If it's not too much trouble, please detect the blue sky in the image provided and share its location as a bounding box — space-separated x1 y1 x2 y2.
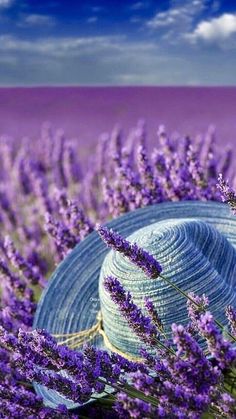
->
0 0 235 85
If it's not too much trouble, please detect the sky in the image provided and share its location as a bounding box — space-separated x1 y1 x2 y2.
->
0 0 235 85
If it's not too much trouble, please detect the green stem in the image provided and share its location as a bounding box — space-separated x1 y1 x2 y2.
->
153 336 176 356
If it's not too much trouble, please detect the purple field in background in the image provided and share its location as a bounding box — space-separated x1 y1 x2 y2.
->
0 86 236 152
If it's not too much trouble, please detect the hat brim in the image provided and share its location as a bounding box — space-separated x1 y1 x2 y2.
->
33 201 236 409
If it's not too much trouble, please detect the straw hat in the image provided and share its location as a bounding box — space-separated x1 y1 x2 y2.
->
33 201 236 409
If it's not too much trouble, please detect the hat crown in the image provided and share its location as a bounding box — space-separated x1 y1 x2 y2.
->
99 219 236 356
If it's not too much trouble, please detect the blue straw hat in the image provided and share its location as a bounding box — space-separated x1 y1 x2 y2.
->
33 201 236 409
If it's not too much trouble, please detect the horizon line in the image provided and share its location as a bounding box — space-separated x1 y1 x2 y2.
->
0 84 235 89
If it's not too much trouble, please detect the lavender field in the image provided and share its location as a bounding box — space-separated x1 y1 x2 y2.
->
1 87 236 151
0 86 236 418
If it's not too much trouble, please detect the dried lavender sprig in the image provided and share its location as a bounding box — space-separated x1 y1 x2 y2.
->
97 226 162 279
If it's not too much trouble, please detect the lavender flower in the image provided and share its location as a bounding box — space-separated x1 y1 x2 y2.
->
44 213 78 259
217 173 236 215
4 236 45 287
196 311 236 370
0 190 17 227
215 392 236 417
97 226 162 279
30 169 53 214
16 155 33 195
225 305 236 337
104 276 159 345
187 292 209 330
113 148 147 210
115 392 156 419
144 297 165 334
0 258 27 296
1 294 36 330
171 323 220 391
61 198 94 240
0 326 146 408
63 142 82 184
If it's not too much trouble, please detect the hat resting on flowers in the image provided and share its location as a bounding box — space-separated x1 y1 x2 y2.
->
33 200 236 409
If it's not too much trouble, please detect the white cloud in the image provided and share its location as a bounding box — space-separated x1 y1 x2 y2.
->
19 14 55 27
147 10 174 28
0 35 126 57
0 30 235 86
0 34 174 85
130 2 148 10
0 0 12 7
147 0 207 30
188 13 236 43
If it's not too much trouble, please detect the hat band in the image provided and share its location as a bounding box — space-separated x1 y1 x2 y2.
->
52 311 143 362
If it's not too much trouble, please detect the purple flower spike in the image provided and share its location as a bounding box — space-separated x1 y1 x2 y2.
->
97 226 162 279
217 173 236 215
225 305 236 338
104 276 159 346
4 236 45 287
196 311 236 370
144 297 164 333
187 292 209 330
44 213 78 260
115 392 156 419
